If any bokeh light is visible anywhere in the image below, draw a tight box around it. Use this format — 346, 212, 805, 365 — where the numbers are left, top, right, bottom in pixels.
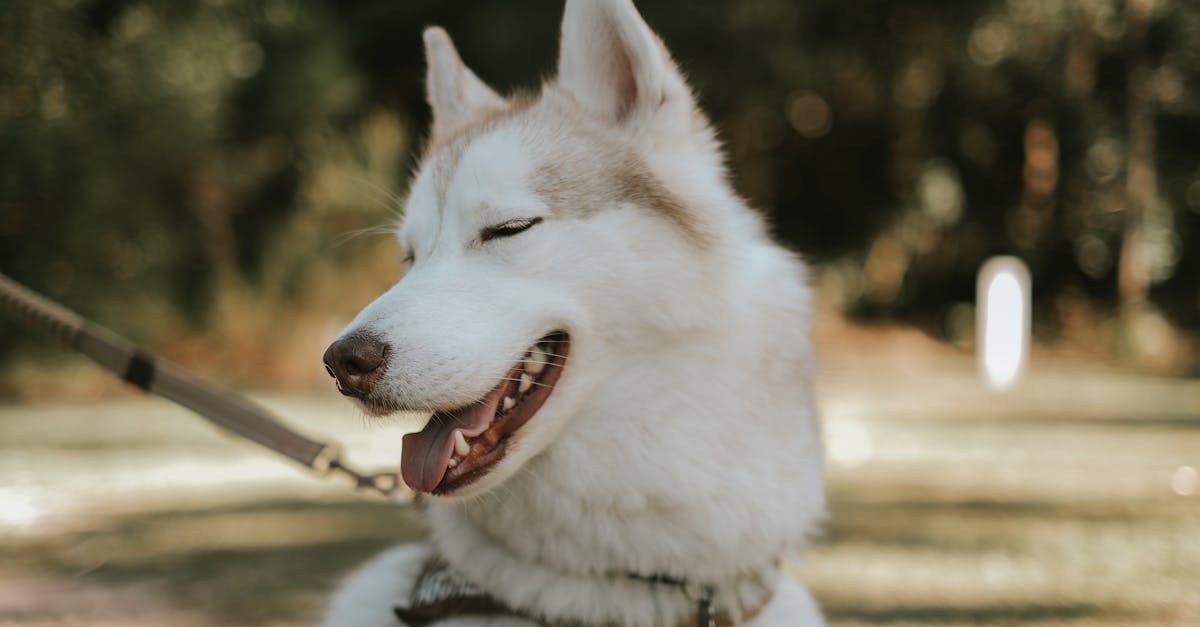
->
1172, 465, 1198, 497
826, 418, 874, 468
978, 257, 1031, 390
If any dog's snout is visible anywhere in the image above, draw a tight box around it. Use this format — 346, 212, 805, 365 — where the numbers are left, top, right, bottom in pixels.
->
323, 333, 389, 398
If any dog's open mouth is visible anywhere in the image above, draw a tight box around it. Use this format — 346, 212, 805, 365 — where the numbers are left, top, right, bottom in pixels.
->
400, 332, 569, 494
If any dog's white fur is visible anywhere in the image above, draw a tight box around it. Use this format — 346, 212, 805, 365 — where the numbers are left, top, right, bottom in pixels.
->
322, 1, 825, 625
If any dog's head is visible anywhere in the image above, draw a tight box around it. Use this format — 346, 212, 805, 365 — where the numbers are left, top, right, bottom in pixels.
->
324, 0, 744, 498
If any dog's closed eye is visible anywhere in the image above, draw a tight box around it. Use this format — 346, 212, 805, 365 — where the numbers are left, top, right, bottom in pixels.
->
480, 217, 543, 242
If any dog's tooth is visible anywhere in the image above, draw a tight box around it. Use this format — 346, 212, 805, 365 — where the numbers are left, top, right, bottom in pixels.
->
518, 373, 533, 393
453, 430, 470, 457
526, 348, 548, 375
503, 396, 516, 411
447, 458, 458, 469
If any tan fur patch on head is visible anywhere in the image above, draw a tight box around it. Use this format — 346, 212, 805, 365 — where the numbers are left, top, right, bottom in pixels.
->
533, 153, 710, 248
419, 88, 712, 248
424, 93, 540, 156
616, 163, 710, 248
423, 93, 540, 207
525, 92, 713, 248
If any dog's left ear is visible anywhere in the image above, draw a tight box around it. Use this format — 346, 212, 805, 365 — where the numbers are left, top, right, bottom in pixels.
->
556, 0, 693, 125
424, 26, 506, 145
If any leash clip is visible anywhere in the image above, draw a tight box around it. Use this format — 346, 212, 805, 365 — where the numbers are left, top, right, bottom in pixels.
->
686, 584, 715, 627
315, 444, 407, 501
697, 591, 715, 627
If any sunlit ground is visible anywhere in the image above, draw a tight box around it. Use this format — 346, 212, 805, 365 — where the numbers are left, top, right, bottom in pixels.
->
1, 357, 1198, 626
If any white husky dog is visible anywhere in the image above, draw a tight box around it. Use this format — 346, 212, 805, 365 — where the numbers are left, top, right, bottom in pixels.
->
320, 1, 825, 625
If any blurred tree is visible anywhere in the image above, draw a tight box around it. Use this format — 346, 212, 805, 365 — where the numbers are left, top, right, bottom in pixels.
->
0, 0, 391, 381
1, 0, 1198, 383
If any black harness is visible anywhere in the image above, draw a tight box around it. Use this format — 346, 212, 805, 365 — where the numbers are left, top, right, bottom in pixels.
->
393, 557, 755, 627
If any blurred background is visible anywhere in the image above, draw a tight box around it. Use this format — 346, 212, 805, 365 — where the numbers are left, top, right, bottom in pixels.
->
1, 0, 1198, 625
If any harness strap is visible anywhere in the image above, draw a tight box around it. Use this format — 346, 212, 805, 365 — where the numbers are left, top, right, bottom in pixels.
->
393, 557, 771, 627
392, 558, 514, 626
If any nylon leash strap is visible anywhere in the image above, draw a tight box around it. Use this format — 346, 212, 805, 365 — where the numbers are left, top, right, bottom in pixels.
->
0, 272, 404, 500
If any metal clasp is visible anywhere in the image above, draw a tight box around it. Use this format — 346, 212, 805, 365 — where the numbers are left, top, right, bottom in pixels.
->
315, 445, 408, 501
684, 583, 715, 627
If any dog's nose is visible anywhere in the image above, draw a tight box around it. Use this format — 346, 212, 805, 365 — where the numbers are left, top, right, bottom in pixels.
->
323, 333, 389, 398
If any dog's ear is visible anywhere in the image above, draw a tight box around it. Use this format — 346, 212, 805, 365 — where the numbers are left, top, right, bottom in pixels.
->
556, 0, 691, 125
423, 26, 506, 145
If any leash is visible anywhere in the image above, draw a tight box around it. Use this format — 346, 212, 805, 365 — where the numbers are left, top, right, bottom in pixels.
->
0, 272, 407, 501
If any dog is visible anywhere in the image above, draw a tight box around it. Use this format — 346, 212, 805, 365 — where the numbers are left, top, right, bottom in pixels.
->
319, 1, 825, 624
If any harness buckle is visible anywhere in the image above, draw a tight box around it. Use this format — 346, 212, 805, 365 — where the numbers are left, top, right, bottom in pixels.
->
695, 586, 715, 627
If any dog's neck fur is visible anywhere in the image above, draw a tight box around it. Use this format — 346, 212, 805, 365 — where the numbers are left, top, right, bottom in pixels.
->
421, 231, 823, 626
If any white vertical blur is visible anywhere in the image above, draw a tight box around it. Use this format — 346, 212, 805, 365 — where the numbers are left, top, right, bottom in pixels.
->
1172, 465, 1198, 496
977, 256, 1031, 389
0, 488, 43, 528
826, 418, 874, 468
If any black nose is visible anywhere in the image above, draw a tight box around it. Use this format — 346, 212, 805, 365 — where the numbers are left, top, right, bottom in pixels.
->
323, 333, 389, 398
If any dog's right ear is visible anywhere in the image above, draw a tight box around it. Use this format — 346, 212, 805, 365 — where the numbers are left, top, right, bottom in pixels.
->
423, 27, 506, 146
556, 0, 692, 126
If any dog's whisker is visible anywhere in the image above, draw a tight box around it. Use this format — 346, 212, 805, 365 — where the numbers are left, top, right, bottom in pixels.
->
351, 176, 407, 215
494, 377, 555, 389
521, 352, 570, 360
334, 224, 399, 247
454, 355, 570, 369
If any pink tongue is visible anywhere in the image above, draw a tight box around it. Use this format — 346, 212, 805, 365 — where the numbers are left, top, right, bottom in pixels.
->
400, 397, 498, 493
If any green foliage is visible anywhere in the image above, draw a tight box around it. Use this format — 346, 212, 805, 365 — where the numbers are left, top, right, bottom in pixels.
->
1, 0, 1198, 373
0, 0, 374, 356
